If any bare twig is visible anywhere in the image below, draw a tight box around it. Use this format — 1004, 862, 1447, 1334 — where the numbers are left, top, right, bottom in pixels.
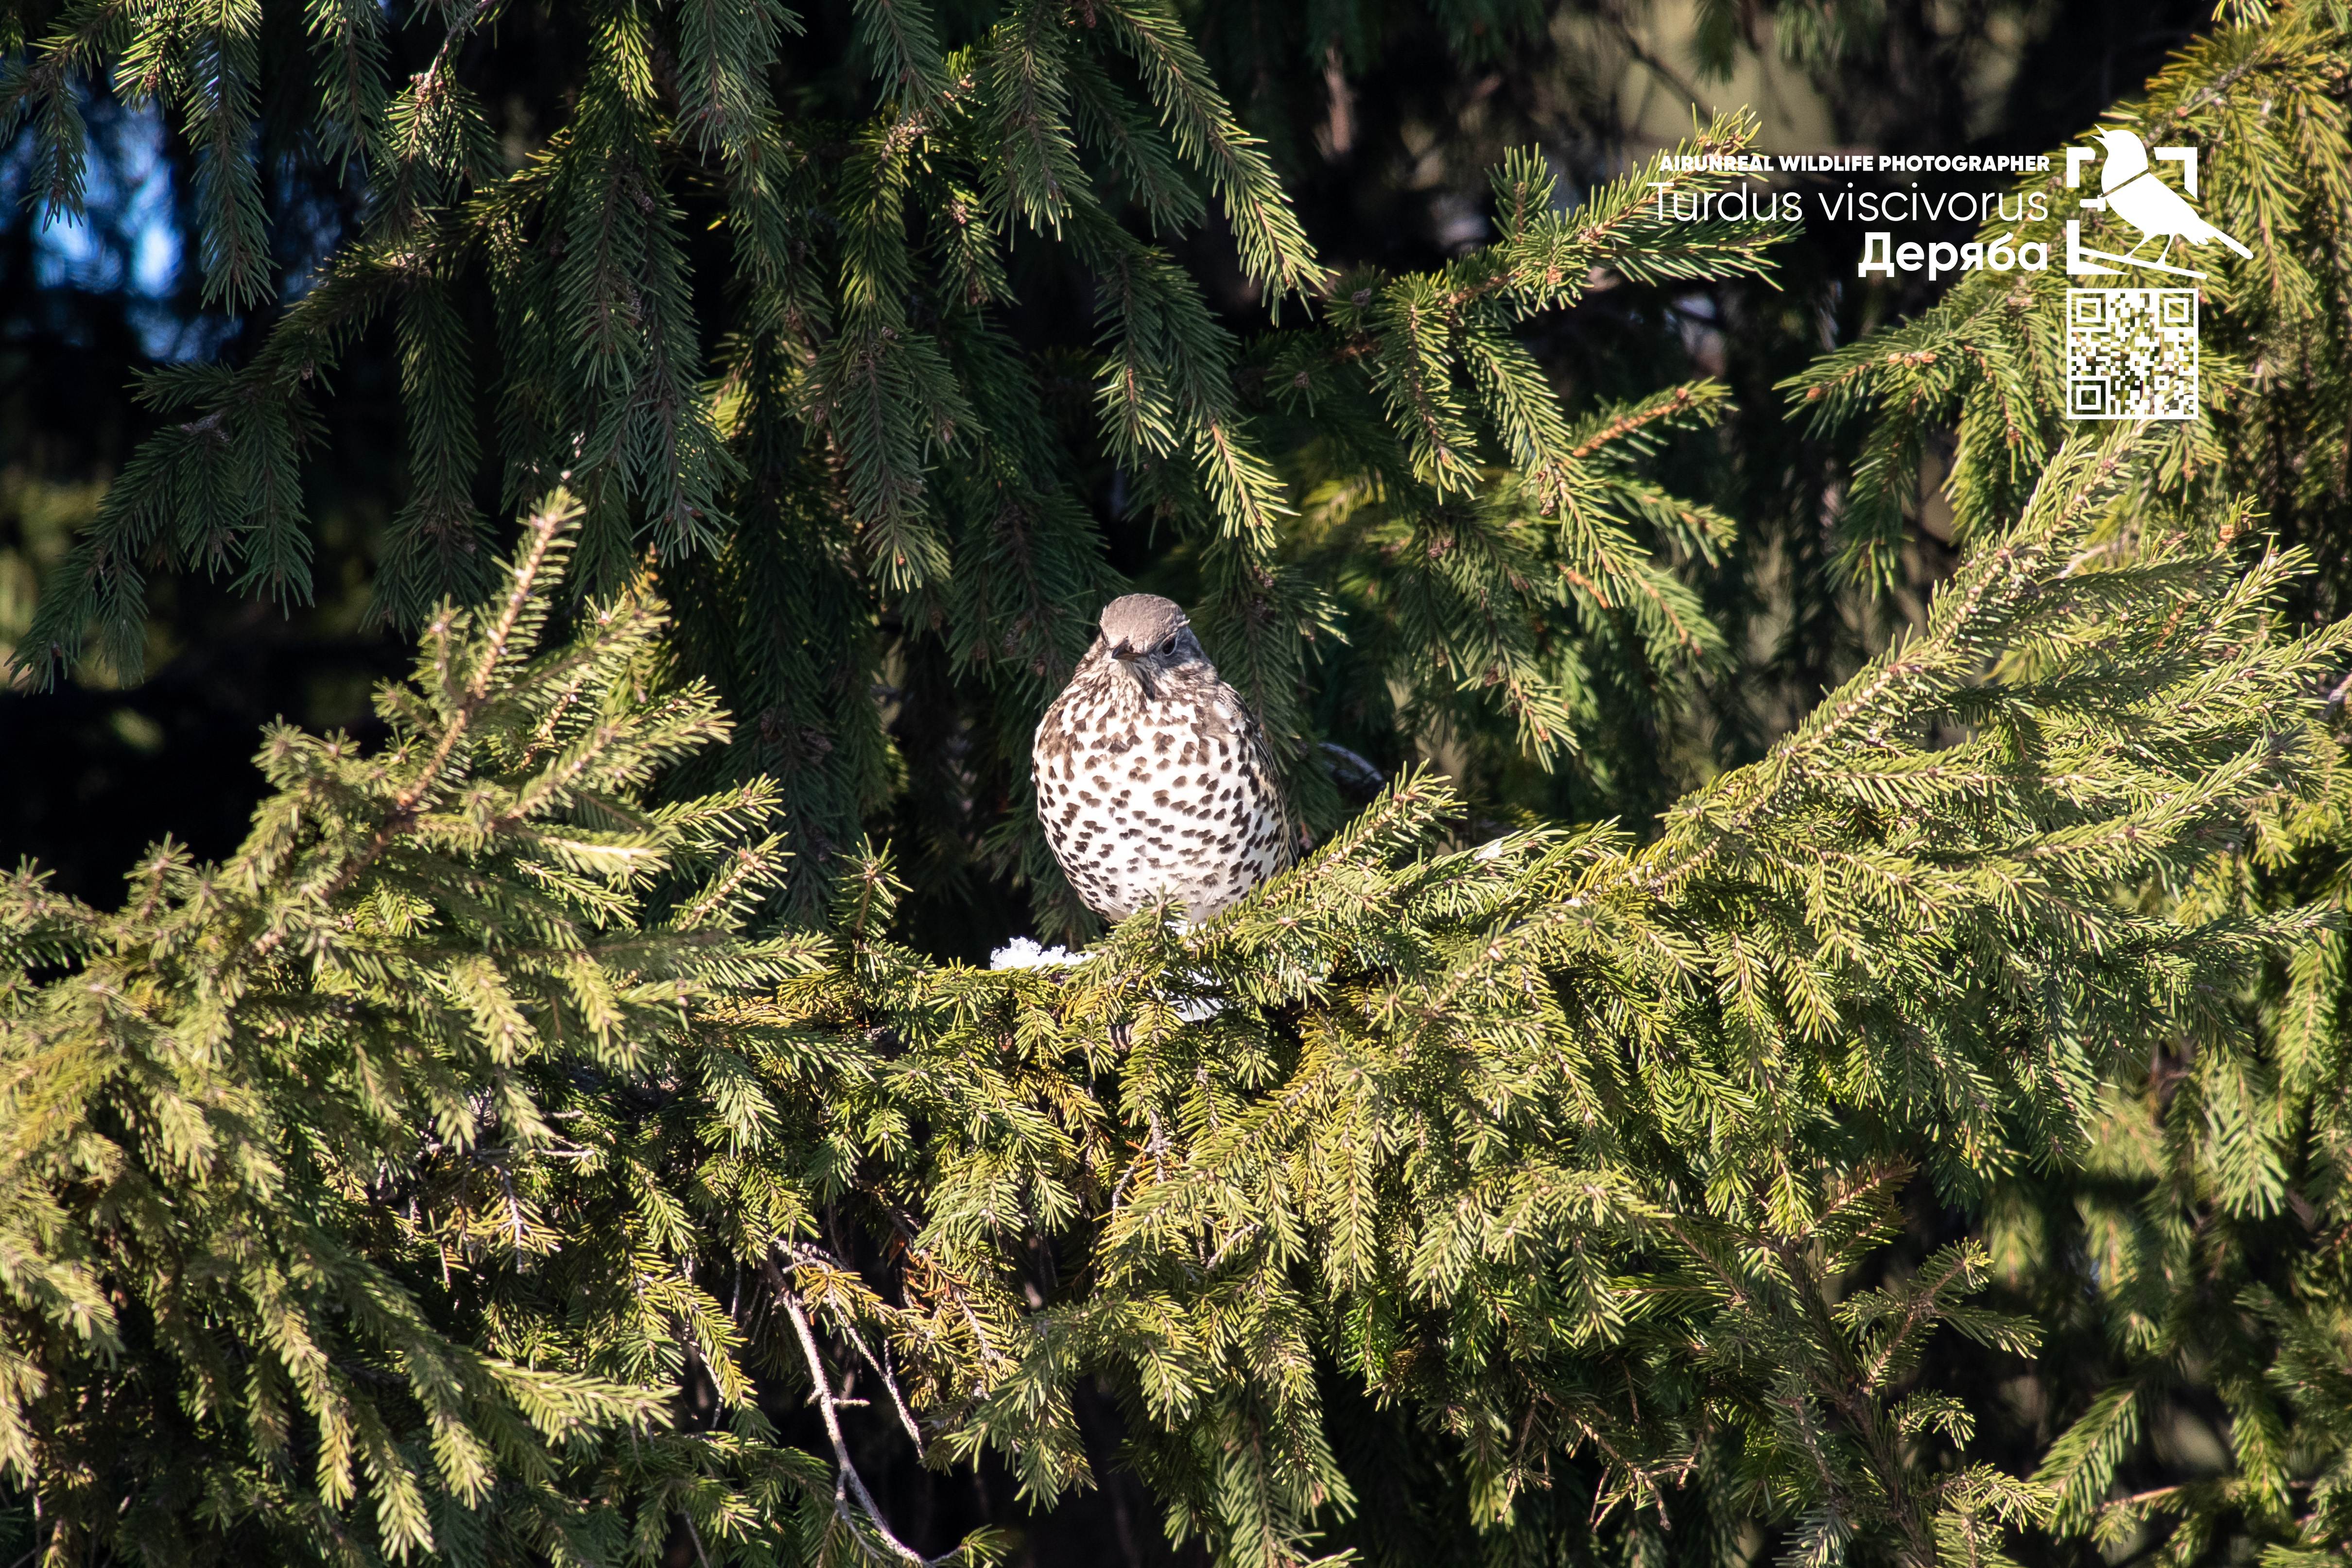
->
778, 1288, 945, 1567
778, 1243, 927, 1455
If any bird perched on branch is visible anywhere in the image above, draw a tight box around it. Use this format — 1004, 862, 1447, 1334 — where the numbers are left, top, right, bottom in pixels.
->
1034, 594, 1293, 922
2096, 127, 2253, 264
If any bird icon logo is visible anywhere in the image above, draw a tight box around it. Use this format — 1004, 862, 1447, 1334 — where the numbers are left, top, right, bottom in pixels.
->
2066, 128, 2250, 278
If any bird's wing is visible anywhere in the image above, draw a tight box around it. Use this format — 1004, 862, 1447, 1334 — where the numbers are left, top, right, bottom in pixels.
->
1235, 704, 1300, 868
2153, 188, 2256, 257
2116, 178, 2255, 256
2111, 178, 2189, 233
2189, 213, 2256, 258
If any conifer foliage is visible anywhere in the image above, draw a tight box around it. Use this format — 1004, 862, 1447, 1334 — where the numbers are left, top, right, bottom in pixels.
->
5, 428, 2347, 1567
9, 1, 2352, 1565
0, 497, 844, 1566
1783, 7, 2352, 1559
9, 0, 1768, 930
4, 0, 1785, 932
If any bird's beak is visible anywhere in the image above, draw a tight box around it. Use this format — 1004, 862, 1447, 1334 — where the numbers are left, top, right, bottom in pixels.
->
1108, 638, 1153, 691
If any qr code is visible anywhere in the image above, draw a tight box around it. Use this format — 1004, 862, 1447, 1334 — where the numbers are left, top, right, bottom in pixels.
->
2065, 288, 2198, 420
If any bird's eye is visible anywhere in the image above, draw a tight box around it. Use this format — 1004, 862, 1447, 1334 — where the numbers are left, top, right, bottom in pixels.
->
1158, 635, 1177, 655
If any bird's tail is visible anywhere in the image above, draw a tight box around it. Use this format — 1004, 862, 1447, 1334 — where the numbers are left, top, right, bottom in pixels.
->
2201, 221, 2255, 259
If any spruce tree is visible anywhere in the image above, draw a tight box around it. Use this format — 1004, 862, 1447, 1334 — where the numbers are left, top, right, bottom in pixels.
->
1, 0, 1780, 943
6, 424, 2348, 1566
1781, 5, 2352, 1561
5, 1, 2352, 1566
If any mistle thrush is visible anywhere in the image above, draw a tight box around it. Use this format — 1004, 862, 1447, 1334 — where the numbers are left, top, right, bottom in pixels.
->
1033, 595, 1293, 922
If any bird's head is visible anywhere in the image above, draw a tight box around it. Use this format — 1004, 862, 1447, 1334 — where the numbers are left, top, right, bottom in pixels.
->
1096, 594, 1209, 686
2095, 128, 2149, 176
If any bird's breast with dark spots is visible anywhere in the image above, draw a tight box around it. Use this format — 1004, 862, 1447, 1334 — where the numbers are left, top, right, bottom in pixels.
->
1032, 665, 1291, 921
